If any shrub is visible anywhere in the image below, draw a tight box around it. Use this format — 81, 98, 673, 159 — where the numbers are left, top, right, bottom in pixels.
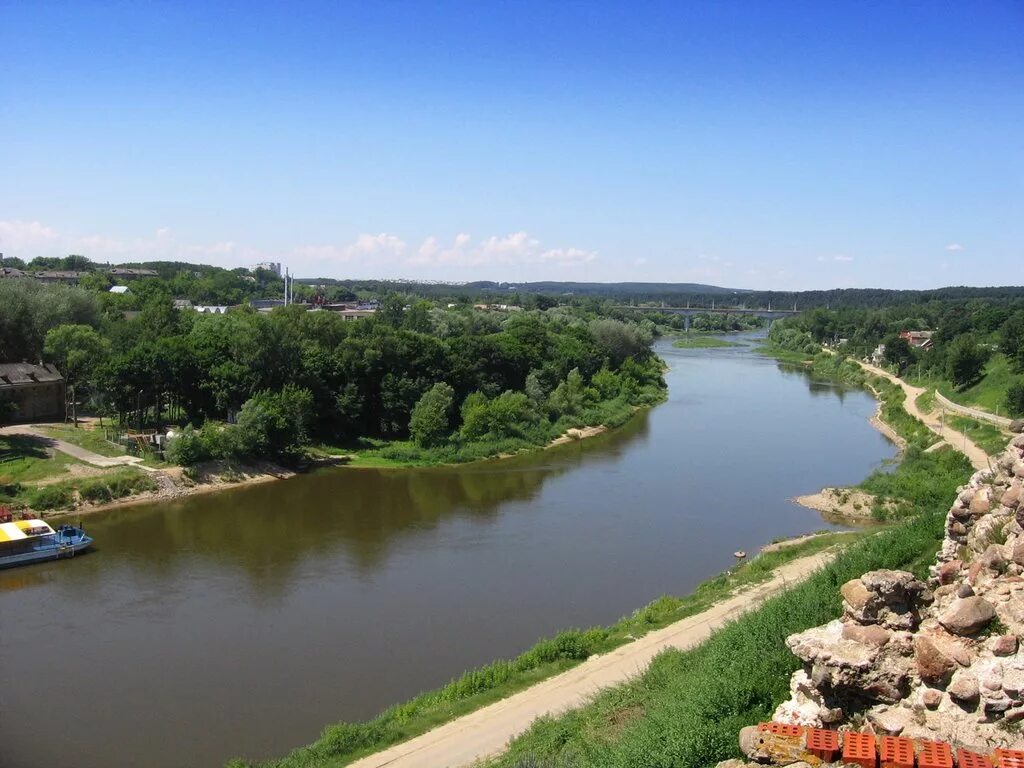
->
27, 485, 73, 510
165, 425, 211, 466
409, 383, 455, 447
1006, 380, 1024, 418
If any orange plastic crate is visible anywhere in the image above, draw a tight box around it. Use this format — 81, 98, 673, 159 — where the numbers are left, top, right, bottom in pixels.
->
880, 735, 914, 768
958, 749, 993, 768
758, 722, 804, 738
843, 731, 877, 768
806, 728, 839, 762
919, 740, 953, 768
995, 749, 1024, 768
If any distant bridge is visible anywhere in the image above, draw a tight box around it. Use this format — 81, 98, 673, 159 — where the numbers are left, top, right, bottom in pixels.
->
614, 304, 801, 329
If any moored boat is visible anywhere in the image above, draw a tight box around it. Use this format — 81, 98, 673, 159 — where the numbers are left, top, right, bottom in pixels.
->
0, 519, 93, 569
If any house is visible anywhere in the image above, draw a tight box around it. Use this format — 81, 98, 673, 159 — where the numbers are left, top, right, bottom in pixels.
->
250, 298, 287, 312
34, 270, 87, 284
870, 344, 886, 366
108, 267, 158, 280
109, 285, 130, 294
336, 309, 375, 321
899, 330, 934, 350
0, 267, 27, 279
0, 363, 66, 422
172, 299, 194, 310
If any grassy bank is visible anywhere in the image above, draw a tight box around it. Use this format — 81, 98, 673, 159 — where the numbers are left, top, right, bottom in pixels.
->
0, 466, 158, 511
226, 532, 858, 768
671, 336, 743, 349
491, 509, 951, 768
946, 415, 1009, 456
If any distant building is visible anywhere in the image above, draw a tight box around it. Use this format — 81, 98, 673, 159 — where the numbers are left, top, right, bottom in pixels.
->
0, 267, 26, 279
336, 309, 375, 321
109, 267, 158, 280
109, 285, 130, 294
35, 270, 87, 284
250, 298, 287, 312
0, 363, 65, 422
899, 330, 934, 350
172, 299, 194, 310
195, 305, 229, 314
253, 262, 282, 277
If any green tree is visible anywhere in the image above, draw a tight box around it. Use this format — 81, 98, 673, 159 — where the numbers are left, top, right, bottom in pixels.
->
882, 335, 914, 372
1006, 380, 1024, 418
548, 368, 586, 417
1001, 312, 1024, 373
945, 334, 990, 390
409, 382, 455, 446
44, 324, 109, 424
233, 385, 314, 461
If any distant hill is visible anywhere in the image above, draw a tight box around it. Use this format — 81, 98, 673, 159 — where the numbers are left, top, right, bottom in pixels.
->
465, 281, 747, 296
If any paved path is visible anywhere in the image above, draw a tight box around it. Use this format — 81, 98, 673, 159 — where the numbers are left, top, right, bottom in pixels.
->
349, 550, 837, 768
0, 425, 152, 470
853, 361, 991, 471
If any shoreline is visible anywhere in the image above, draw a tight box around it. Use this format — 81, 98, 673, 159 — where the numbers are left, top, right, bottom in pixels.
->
42, 422, 619, 520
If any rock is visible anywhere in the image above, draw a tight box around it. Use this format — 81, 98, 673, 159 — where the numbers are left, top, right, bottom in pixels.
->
715, 760, 750, 768
1010, 418, 1024, 434
842, 623, 893, 648
915, 636, 957, 686
937, 560, 963, 584
739, 726, 809, 765
948, 671, 980, 704
868, 706, 914, 735
971, 492, 992, 516
842, 579, 872, 612
1011, 542, 1024, 567
968, 561, 984, 585
958, 583, 976, 598
1003, 665, 1024, 697
1003, 484, 1022, 510
922, 688, 943, 709
773, 669, 844, 726
978, 544, 1006, 572
939, 597, 997, 635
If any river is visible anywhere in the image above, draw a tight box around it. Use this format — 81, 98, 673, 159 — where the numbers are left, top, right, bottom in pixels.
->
0, 335, 896, 768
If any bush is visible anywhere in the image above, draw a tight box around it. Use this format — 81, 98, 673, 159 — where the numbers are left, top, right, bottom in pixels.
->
409, 383, 455, 447
165, 425, 212, 466
26, 485, 73, 510
1006, 380, 1024, 418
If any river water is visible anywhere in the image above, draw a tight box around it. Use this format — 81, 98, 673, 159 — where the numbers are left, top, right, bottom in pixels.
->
0, 335, 896, 768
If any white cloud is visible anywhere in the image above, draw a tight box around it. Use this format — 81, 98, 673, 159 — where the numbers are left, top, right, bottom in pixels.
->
946, 243, 963, 252
0, 219, 596, 278
817, 254, 853, 263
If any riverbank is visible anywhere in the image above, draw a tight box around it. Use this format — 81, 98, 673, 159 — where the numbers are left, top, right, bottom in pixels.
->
671, 336, 743, 349
227, 531, 860, 768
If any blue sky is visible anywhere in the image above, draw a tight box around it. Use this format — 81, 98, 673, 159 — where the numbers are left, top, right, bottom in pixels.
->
1, 1, 1021, 289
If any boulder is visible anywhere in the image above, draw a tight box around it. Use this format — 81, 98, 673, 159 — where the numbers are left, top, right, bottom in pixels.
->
841, 579, 872, 612
970, 492, 992, 517
1002, 484, 1022, 510
842, 623, 892, 648
1010, 419, 1024, 434
915, 636, 957, 686
937, 560, 963, 584
938, 597, 997, 635
978, 544, 1006, 572
921, 688, 943, 709
1011, 541, 1024, 567
948, 671, 980, 704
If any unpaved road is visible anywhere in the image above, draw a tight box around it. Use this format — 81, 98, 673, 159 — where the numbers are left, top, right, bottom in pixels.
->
853, 361, 991, 471
348, 549, 837, 768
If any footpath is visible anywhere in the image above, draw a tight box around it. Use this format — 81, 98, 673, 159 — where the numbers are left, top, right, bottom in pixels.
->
0, 424, 155, 471
851, 360, 991, 472
349, 549, 837, 768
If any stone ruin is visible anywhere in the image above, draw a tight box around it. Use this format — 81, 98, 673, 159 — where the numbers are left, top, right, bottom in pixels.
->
721, 430, 1024, 767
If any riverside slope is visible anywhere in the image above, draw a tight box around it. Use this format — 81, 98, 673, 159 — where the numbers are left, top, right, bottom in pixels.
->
349, 550, 837, 768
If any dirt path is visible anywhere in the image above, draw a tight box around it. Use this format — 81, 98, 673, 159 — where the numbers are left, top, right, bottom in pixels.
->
348, 549, 837, 768
0, 425, 153, 470
853, 361, 990, 471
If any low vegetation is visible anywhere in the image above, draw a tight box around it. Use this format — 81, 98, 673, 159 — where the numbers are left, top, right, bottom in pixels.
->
946, 415, 1011, 457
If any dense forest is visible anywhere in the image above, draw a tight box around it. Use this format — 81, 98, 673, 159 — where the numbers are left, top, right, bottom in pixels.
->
0, 269, 666, 465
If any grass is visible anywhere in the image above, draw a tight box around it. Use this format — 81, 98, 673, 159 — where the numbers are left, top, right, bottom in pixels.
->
906, 353, 1016, 417
35, 423, 127, 458
915, 389, 936, 414
489, 510, 951, 768
947, 415, 1011, 456
671, 337, 743, 349
225, 532, 861, 768
0, 434, 81, 486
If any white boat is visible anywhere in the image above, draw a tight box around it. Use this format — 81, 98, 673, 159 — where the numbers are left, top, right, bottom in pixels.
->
0, 519, 93, 569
